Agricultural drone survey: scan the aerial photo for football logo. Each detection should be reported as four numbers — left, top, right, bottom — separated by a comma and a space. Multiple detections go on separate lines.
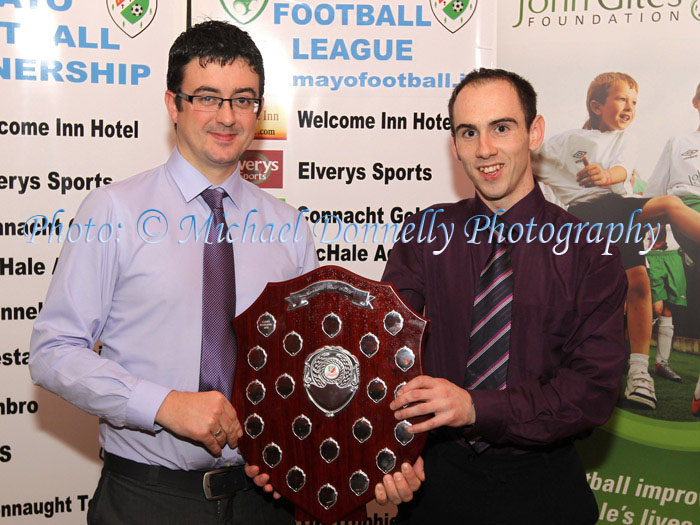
681, 149, 698, 160
324, 364, 340, 381
107, 0, 157, 38
220, 0, 268, 25
429, 0, 478, 33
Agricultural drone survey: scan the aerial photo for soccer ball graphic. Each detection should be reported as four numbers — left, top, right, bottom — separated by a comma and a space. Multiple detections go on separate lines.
131, 3, 144, 17
452, 1, 465, 13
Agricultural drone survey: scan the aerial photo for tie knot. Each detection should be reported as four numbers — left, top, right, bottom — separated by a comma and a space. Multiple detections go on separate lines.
201, 188, 225, 212
491, 215, 514, 245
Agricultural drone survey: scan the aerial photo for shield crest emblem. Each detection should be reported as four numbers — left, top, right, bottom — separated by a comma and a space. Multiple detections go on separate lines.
429, 0, 478, 33
220, 0, 269, 25
303, 346, 360, 416
233, 265, 428, 524
107, 0, 157, 38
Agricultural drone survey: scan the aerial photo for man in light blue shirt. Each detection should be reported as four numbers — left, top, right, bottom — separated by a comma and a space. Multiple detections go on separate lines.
30, 20, 316, 524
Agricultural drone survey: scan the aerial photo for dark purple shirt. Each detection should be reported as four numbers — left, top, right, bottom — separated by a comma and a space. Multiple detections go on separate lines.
382, 185, 627, 452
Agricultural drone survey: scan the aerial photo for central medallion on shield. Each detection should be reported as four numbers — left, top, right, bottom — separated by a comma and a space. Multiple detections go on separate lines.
303, 347, 360, 417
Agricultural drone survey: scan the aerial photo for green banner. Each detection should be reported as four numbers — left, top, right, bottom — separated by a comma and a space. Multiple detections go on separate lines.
577, 426, 700, 524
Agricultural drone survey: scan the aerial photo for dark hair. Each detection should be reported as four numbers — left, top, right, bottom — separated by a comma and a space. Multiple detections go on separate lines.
167, 20, 264, 111
448, 68, 537, 132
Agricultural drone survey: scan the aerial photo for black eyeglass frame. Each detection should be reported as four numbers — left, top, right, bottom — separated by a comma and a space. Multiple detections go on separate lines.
176, 92, 262, 113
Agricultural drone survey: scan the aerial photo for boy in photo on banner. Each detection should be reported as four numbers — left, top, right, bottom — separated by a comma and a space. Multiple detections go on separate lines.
27, 20, 329, 524
643, 82, 700, 415
646, 225, 685, 382
381, 68, 628, 524
536, 72, 700, 411
644, 82, 700, 256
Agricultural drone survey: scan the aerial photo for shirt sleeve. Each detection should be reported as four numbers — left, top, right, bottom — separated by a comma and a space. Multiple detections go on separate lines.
532, 139, 563, 187
296, 213, 320, 274
644, 139, 673, 197
28, 189, 172, 432
381, 223, 426, 315
608, 132, 637, 196
469, 247, 628, 446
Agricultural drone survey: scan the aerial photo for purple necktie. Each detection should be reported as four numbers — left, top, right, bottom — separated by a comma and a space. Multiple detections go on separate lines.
199, 188, 237, 399
464, 229, 513, 453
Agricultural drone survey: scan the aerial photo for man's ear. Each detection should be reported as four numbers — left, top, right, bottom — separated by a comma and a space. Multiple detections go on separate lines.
528, 114, 545, 151
450, 135, 460, 161
165, 90, 179, 125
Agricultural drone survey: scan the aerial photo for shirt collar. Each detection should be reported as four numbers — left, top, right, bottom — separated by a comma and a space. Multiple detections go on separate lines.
165, 148, 242, 209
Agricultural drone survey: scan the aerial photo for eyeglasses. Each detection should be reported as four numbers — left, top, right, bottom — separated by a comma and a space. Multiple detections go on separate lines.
177, 92, 261, 113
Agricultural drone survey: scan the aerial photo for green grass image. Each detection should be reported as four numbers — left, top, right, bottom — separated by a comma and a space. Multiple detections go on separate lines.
618, 345, 700, 422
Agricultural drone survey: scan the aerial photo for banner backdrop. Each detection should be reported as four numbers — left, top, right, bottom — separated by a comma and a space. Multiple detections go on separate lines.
4, 1, 699, 525
497, 2, 700, 524
1, 1, 183, 523
191, 0, 495, 280
1, 1, 491, 523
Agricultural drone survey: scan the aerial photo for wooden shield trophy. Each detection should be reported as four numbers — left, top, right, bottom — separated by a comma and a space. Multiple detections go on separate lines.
232, 265, 428, 524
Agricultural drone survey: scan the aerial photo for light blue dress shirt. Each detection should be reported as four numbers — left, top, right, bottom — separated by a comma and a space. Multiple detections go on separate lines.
29, 149, 318, 470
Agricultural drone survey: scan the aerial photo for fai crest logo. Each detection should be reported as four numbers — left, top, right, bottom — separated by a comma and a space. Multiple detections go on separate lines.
430, 0, 478, 33
220, 0, 268, 25
107, 0, 157, 38
692, 0, 700, 22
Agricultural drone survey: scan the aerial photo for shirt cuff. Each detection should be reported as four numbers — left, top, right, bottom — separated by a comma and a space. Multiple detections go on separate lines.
469, 389, 509, 442
125, 379, 172, 432
610, 180, 631, 196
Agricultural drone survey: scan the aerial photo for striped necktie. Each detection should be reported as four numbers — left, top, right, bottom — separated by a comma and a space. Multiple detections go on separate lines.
464, 228, 513, 452
199, 188, 237, 398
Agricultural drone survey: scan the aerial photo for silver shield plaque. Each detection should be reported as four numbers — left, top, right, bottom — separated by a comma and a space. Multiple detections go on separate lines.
303, 346, 360, 417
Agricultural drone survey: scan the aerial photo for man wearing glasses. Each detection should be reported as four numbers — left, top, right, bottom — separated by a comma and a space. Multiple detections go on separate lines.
29, 21, 317, 523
